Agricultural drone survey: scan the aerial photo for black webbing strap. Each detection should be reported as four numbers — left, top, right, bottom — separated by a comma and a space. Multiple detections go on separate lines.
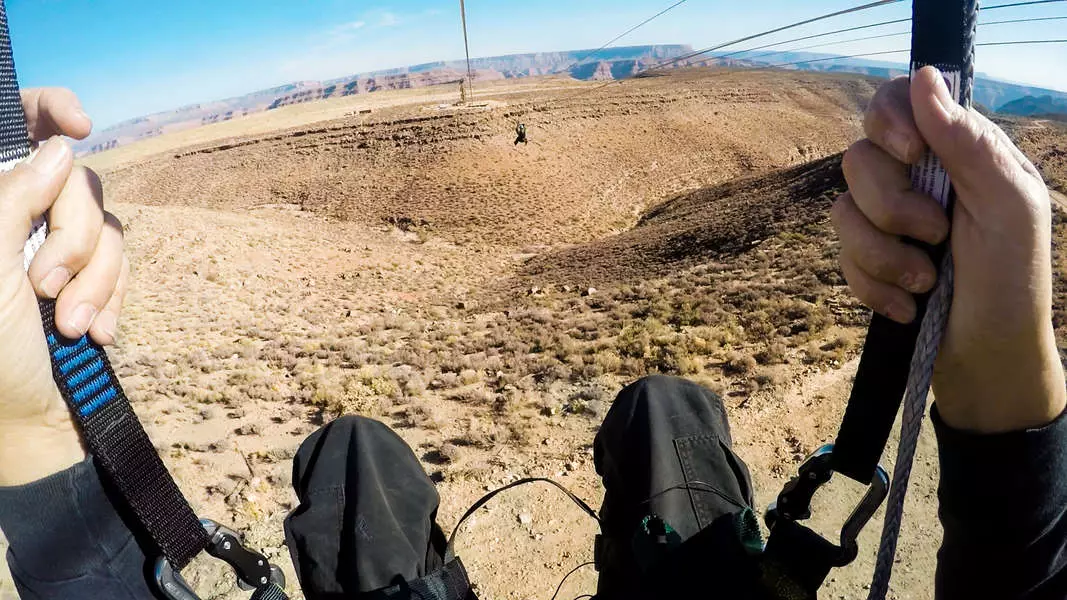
759, 520, 841, 600
0, 4, 26, 165
830, 0, 976, 485
0, 0, 213, 574
39, 299, 209, 567
250, 582, 293, 600
372, 558, 478, 600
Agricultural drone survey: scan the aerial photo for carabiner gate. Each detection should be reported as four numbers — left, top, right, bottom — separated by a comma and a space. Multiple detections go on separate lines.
764, 444, 889, 566
154, 518, 285, 600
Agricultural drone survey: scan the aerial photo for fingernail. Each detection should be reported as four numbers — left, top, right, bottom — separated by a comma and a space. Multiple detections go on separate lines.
902, 272, 933, 294
885, 301, 915, 324
68, 303, 97, 336
885, 130, 912, 162
928, 67, 955, 113
94, 310, 117, 343
39, 266, 71, 298
28, 137, 69, 175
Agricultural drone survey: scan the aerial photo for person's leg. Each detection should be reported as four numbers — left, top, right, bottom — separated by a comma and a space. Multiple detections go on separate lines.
284, 415, 448, 599
593, 375, 759, 599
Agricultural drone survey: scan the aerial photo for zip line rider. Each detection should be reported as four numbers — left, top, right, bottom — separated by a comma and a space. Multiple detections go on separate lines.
0, 69, 1065, 599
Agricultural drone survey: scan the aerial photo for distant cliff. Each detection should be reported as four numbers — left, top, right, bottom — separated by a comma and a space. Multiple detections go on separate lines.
75, 45, 689, 155
76, 43, 1067, 156
998, 94, 1067, 119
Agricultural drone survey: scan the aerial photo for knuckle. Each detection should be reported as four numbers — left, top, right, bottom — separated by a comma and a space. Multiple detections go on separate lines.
860, 244, 899, 281
829, 194, 848, 226
841, 141, 870, 180
870, 192, 906, 233
103, 211, 124, 238
6, 161, 45, 191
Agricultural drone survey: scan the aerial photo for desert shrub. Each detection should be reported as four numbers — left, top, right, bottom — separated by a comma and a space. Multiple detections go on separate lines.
753, 368, 781, 390
755, 342, 788, 365
741, 310, 775, 342
676, 353, 704, 375
402, 372, 428, 397
434, 372, 461, 389
459, 369, 482, 385
621, 357, 647, 378
593, 350, 623, 374
448, 387, 492, 404
724, 351, 757, 375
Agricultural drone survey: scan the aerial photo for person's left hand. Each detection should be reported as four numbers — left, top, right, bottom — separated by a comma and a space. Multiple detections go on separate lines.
0, 88, 129, 485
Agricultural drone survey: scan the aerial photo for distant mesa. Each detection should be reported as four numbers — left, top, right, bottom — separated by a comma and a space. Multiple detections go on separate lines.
76, 43, 1067, 156
997, 94, 1067, 120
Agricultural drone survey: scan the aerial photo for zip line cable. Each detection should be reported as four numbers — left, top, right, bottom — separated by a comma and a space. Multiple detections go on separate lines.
742, 15, 1067, 63
718, 11, 1067, 64
760, 38, 1067, 71
546, 0, 1067, 107
657, 0, 1067, 74
746, 30, 910, 61
571, 0, 690, 66
986, 0, 1067, 7
652, 0, 904, 73
714, 18, 911, 62
552, 0, 905, 103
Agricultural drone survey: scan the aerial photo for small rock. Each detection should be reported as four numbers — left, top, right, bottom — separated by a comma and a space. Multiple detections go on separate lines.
236, 423, 262, 436
518, 513, 533, 525
582, 287, 597, 296
565, 462, 577, 472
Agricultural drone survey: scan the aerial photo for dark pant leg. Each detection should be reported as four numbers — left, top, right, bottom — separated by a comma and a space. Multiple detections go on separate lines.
284, 415, 447, 599
594, 375, 759, 599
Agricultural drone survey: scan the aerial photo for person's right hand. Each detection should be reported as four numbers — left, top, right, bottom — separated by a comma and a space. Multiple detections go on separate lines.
832, 66, 1066, 433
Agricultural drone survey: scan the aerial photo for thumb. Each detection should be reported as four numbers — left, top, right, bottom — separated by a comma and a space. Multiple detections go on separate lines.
910, 66, 1028, 201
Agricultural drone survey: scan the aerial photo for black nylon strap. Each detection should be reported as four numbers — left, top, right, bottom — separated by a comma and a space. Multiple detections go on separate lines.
759, 520, 839, 600
830, 0, 977, 485
250, 583, 291, 600
0, 3, 27, 164
373, 558, 477, 600
40, 299, 210, 568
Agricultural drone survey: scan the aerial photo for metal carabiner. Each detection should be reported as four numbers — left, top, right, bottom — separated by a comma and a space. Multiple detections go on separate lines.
764, 443, 889, 566
154, 519, 286, 600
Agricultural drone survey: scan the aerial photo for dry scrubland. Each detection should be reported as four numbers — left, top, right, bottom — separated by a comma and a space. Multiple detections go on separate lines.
3, 69, 1066, 599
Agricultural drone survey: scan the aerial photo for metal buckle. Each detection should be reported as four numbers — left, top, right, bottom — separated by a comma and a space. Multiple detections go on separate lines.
154, 519, 286, 600
764, 443, 889, 566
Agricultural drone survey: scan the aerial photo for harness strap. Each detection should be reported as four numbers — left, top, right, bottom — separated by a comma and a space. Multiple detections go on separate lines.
372, 558, 477, 600
250, 583, 293, 600
40, 299, 209, 566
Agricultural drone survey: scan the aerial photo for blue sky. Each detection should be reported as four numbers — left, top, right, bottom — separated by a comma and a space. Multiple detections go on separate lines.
7, 0, 1067, 129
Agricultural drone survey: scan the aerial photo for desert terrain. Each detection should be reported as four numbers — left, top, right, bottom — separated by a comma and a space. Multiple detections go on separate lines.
3, 67, 1067, 599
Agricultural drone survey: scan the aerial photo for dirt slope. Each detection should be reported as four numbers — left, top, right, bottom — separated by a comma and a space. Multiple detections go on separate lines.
98, 70, 875, 247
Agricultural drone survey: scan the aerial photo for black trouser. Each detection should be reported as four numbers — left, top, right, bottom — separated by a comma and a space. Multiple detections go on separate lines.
285, 375, 761, 599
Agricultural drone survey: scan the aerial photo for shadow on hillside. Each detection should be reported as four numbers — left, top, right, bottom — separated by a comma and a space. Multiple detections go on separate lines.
516, 152, 846, 288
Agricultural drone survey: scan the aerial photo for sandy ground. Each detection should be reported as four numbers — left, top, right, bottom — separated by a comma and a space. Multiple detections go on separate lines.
0, 68, 1064, 600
